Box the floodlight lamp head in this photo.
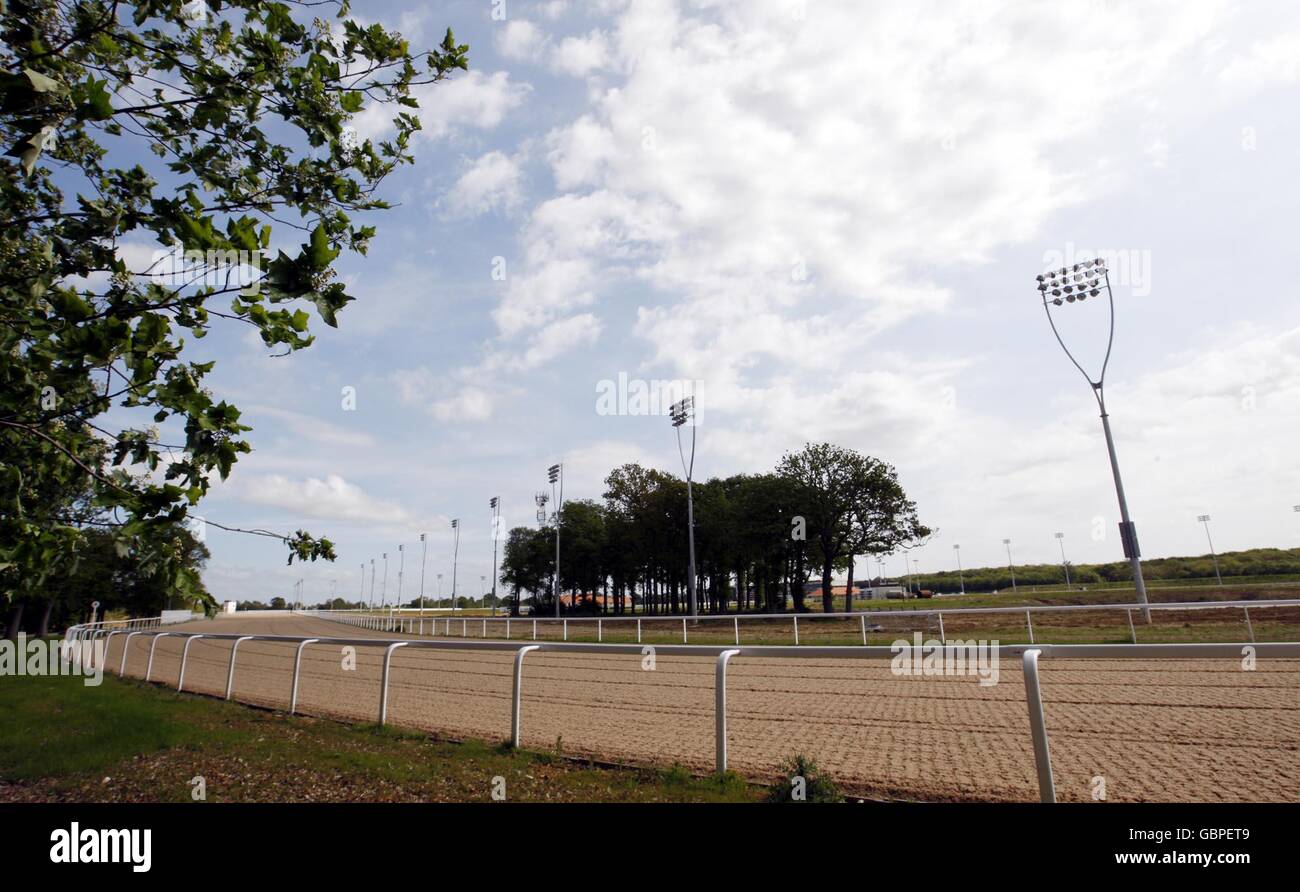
[450,519,458,529]
[1054,532,1064,539]
[1198,514,1211,522]
[490,497,498,509]
[548,463,561,483]
[1002,538,1011,544]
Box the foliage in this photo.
[498,444,930,616]
[0,1,467,611]
[764,754,842,803]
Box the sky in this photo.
[138,0,1300,604]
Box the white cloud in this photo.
[496,19,548,61]
[432,386,496,422]
[443,150,524,217]
[513,313,603,370]
[1217,33,1300,91]
[236,474,417,525]
[550,30,612,76]
[351,70,531,143]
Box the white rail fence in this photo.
[63,616,1300,803]
[306,598,1297,646]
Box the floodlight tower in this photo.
[1003,539,1018,595]
[369,558,376,609]
[450,519,460,612]
[533,491,550,617]
[360,563,365,603]
[669,396,699,618]
[1037,257,1150,621]
[1054,533,1071,590]
[381,552,388,607]
[418,532,428,613]
[1198,514,1223,587]
[953,543,965,595]
[547,464,563,618]
[396,543,405,607]
[489,497,501,616]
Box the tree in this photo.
[777,443,863,613]
[1,2,468,615]
[841,457,931,611]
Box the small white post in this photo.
[1021,648,1056,803]
[1126,609,1137,644]
[378,641,410,726]
[289,638,319,714]
[177,635,204,692]
[637,618,642,643]
[225,636,255,699]
[511,645,541,747]
[715,649,741,772]
[734,616,740,645]
[682,617,687,644]
[563,619,568,642]
[938,613,945,644]
[598,619,603,642]
[1026,610,1034,644]
[793,615,799,646]
[1243,607,1255,643]
[860,614,867,645]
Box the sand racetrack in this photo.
[102,613,1300,802]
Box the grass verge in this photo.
[0,672,758,803]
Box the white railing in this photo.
[305,598,1299,646]
[64,615,1300,803]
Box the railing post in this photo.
[378,641,410,726]
[103,631,124,673]
[1026,610,1034,644]
[637,618,642,643]
[715,649,741,772]
[860,614,866,645]
[121,631,142,675]
[532,619,537,640]
[938,613,945,644]
[177,635,204,692]
[598,619,602,642]
[1021,648,1056,803]
[511,645,541,747]
[793,615,799,646]
[1243,606,1255,643]
[563,619,568,642]
[682,617,687,644]
[1126,609,1137,644]
[289,638,319,714]
[735,616,740,645]
[506,619,511,640]
[482,619,487,638]
[145,633,175,682]
[225,636,254,699]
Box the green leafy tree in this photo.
[1,1,468,616]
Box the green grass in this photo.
[0,672,759,803]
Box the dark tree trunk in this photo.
[844,555,855,614]
[821,555,834,614]
[36,600,54,638]
[4,604,23,641]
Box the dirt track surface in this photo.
[104,614,1300,802]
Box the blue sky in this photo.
[129,0,1300,603]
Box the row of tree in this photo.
[499,443,930,616]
